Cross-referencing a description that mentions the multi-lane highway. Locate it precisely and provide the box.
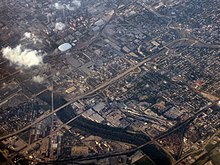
[0,51,160,141]
[45,99,220,165]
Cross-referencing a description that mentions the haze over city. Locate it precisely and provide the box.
[0,0,219,165]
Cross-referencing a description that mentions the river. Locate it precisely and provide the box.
[22,80,172,165]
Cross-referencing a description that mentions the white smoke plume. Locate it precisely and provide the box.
[72,0,81,8]
[66,0,81,10]
[32,75,44,83]
[24,32,32,39]
[55,2,64,10]
[55,22,66,31]
[1,45,43,68]
[23,32,42,44]
[55,0,81,11]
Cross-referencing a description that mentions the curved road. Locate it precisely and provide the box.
[0,53,158,141]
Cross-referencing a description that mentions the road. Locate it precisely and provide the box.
[0,52,159,141]
[73,2,119,51]
[18,111,87,157]
[152,99,220,141]
[174,130,220,165]
[1,33,216,141]
[45,99,220,164]
[139,0,171,19]
[165,36,220,49]
[0,69,21,84]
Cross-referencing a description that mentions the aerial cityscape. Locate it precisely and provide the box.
[0,0,219,164]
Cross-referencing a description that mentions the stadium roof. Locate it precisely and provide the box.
[58,43,72,52]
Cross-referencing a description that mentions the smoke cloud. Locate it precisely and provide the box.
[67,0,81,10]
[55,2,64,10]
[23,32,42,44]
[55,0,81,11]
[55,22,66,31]
[32,75,44,83]
[72,0,81,8]
[1,45,43,68]
[24,32,32,39]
